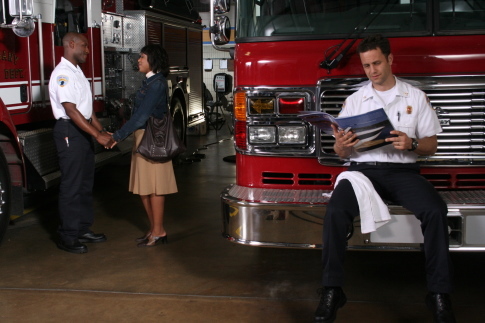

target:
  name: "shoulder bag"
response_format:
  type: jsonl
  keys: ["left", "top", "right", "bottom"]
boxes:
{"left": 136, "top": 112, "right": 186, "bottom": 163}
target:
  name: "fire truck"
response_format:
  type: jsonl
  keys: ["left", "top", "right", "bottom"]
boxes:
{"left": 211, "top": 0, "right": 485, "bottom": 251}
{"left": 0, "top": 0, "right": 204, "bottom": 243}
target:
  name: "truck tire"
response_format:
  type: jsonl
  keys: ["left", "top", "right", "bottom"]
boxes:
{"left": 171, "top": 97, "right": 186, "bottom": 144}
{"left": 0, "top": 150, "right": 11, "bottom": 245}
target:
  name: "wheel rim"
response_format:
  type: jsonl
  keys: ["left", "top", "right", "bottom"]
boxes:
{"left": 172, "top": 100, "right": 185, "bottom": 143}
{"left": 0, "top": 150, "right": 11, "bottom": 244}
{"left": 0, "top": 183, "right": 5, "bottom": 215}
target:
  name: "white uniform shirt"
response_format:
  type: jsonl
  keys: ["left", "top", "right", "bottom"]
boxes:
{"left": 49, "top": 57, "right": 93, "bottom": 120}
{"left": 339, "top": 77, "right": 442, "bottom": 163}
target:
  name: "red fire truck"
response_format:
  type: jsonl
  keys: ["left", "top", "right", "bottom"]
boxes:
{"left": 0, "top": 0, "right": 204, "bottom": 243}
{"left": 212, "top": 0, "right": 485, "bottom": 251}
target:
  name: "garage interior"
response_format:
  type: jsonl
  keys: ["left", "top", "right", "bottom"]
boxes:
{"left": 1, "top": 124, "right": 484, "bottom": 322}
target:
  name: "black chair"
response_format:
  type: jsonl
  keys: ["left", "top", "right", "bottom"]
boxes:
{"left": 204, "top": 85, "right": 224, "bottom": 131}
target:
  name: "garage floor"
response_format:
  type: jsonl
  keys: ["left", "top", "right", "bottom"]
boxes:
{"left": 1, "top": 121, "right": 484, "bottom": 322}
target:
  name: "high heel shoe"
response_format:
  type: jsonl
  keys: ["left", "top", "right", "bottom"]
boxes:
{"left": 137, "top": 234, "right": 168, "bottom": 247}
{"left": 135, "top": 232, "right": 151, "bottom": 243}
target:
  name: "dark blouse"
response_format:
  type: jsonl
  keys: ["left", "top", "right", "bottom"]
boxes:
{"left": 112, "top": 73, "right": 168, "bottom": 142}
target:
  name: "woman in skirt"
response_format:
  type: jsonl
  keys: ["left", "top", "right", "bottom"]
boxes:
{"left": 111, "top": 44, "right": 177, "bottom": 247}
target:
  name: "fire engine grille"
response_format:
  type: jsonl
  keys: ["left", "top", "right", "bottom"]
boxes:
{"left": 421, "top": 172, "right": 485, "bottom": 189}
{"left": 318, "top": 76, "right": 485, "bottom": 165}
{"left": 262, "top": 172, "right": 333, "bottom": 186}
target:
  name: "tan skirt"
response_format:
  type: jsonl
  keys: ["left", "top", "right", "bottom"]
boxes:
{"left": 129, "top": 129, "right": 178, "bottom": 195}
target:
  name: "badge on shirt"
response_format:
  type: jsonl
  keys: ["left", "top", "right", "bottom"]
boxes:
{"left": 338, "top": 101, "right": 346, "bottom": 117}
{"left": 426, "top": 95, "right": 433, "bottom": 109}
{"left": 57, "top": 75, "right": 69, "bottom": 87}
{"left": 406, "top": 105, "right": 413, "bottom": 114}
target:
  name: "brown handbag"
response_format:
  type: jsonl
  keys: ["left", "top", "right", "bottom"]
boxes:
{"left": 136, "top": 112, "right": 186, "bottom": 163}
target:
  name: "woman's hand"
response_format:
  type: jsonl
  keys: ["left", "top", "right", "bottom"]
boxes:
{"left": 109, "top": 134, "right": 118, "bottom": 149}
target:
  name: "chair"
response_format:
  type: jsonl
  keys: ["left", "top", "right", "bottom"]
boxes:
{"left": 204, "top": 85, "right": 223, "bottom": 132}
{"left": 206, "top": 73, "right": 233, "bottom": 133}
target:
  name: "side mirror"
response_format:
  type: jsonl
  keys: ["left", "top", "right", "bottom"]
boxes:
{"left": 214, "top": 0, "right": 230, "bottom": 14}
{"left": 212, "top": 15, "right": 231, "bottom": 45}
{"left": 210, "top": 0, "right": 232, "bottom": 51}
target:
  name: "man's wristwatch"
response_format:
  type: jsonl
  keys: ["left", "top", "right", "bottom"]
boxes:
{"left": 408, "top": 138, "right": 419, "bottom": 151}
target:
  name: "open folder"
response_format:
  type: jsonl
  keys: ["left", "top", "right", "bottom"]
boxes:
{"left": 299, "top": 108, "right": 396, "bottom": 152}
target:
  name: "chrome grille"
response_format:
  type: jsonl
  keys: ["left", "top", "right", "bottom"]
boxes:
{"left": 318, "top": 76, "right": 485, "bottom": 165}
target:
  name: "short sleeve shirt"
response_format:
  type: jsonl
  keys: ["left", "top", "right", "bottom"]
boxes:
{"left": 339, "top": 77, "right": 442, "bottom": 163}
{"left": 49, "top": 57, "right": 93, "bottom": 120}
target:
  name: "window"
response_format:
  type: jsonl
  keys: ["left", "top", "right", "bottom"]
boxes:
{"left": 54, "top": 0, "right": 88, "bottom": 45}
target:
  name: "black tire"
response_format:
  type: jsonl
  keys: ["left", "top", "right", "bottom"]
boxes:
{"left": 171, "top": 97, "right": 186, "bottom": 144}
{"left": 0, "top": 150, "right": 11, "bottom": 245}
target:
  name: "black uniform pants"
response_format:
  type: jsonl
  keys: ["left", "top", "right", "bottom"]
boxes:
{"left": 322, "top": 163, "right": 453, "bottom": 293}
{"left": 53, "top": 120, "right": 95, "bottom": 243}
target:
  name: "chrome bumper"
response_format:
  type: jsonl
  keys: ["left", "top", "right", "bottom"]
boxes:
{"left": 221, "top": 185, "right": 485, "bottom": 251}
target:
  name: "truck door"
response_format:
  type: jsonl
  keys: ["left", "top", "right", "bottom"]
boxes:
{"left": 0, "top": 24, "right": 33, "bottom": 120}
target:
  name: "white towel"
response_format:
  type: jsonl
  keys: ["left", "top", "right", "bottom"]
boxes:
{"left": 335, "top": 171, "right": 391, "bottom": 234}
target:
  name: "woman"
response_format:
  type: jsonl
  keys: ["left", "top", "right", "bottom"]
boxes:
{"left": 111, "top": 44, "right": 177, "bottom": 247}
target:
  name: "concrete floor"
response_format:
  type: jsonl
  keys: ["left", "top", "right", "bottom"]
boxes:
{"left": 1, "top": 122, "right": 484, "bottom": 322}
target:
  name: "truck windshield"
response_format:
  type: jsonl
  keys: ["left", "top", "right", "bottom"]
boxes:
{"left": 237, "top": 0, "right": 485, "bottom": 39}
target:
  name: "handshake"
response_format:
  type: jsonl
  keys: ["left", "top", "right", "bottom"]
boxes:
{"left": 96, "top": 132, "right": 118, "bottom": 149}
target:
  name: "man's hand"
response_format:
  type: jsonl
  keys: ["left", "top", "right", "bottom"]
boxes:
{"left": 386, "top": 130, "right": 411, "bottom": 151}
{"left": 96, "top": 132, "right": 114, "bottom": 147}
{"left": 332, "top": 124, "right": 359, "bottom": 159}
{"left": 386, "top": 131, "right": 438, "bottom": 155}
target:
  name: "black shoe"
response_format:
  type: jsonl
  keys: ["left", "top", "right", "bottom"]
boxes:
{"left": 57, "top": 240, "right": 88, "bottom": 254}
{"left": 314, "top": 287, "right": 347, "bottom": 323}
{"left": 426, "top": 292, "right": 457, "bottom": 323}
{"left": 78, "top": 232, "right": 107, "bottom": 243}
{"left": 426, "top": 292, "right": 456, "bottom": 323}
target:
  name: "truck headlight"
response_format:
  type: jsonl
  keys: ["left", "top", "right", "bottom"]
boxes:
{"left": 249, "top": 126, "right": 276, "bottom": 144}
{"left": 278, "top": 125, "right": 306, "bottom": 144}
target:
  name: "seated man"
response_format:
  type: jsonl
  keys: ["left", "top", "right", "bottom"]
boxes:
{"left": 314, "top": 34, "right": 455, "bottom": 323}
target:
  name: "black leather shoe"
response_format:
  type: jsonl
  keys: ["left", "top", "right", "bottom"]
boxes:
{"left": 57, "top": 240, "right": 88, "bottom": 254}
{"left": 314, "top": 287, "right": 347, "bottom": 323}
{"left": 78, "top": 232, "right": 107, "bottom": 243}
{"left": 426, "top": 292, "right": 457, "bottom": 323}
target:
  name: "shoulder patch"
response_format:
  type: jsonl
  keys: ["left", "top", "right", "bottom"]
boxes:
{"left": 57, "top": 75, "right": 69, "bottom": 87}
{"left": 426, "top": 95, "right": 433, "bottom": 109}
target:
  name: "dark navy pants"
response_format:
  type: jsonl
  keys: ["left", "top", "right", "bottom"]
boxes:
{"left": 53, "top": 120, "right": 95, "bottom": 243}
{"left": 322, "top": 163, "right": 453, "bottom": 293}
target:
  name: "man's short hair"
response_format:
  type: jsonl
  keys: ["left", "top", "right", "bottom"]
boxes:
{"left": 357, "top": 34, "right": 391, "bottom": 58}
{"left": 63, "top": 32, "right": 84, "bottom": 47}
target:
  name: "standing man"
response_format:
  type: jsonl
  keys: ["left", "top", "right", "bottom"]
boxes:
{"left": 314, "top": 35, "right": 455, "bottom": 323}
{"left": 49, "top": 32, "right": 114, "bottom": 254}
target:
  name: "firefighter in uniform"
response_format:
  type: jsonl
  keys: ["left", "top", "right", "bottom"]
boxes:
{"left": 49, "top": 32, "right": 114, "bottom": 254}
{"left": 314, "top": 35, "right": 456, "bottom": 323}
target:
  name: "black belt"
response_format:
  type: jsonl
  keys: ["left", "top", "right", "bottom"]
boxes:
{"left": 59, "top": 118, "right": 92, "bottom": 123}
{"left": 350, "top": 162, "right": 404, "bottom": 166}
